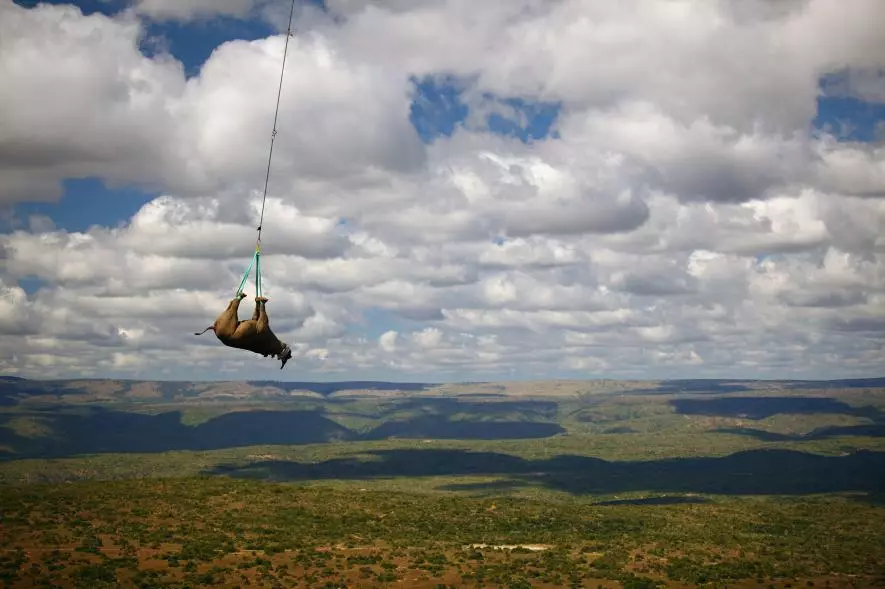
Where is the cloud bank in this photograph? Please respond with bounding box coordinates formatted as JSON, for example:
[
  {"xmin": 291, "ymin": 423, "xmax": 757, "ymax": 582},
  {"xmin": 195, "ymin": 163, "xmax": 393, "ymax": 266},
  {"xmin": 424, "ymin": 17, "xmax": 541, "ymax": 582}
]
[{"xmin": 0, "ymin": 0, "xmax": 883, "ymax": 381}]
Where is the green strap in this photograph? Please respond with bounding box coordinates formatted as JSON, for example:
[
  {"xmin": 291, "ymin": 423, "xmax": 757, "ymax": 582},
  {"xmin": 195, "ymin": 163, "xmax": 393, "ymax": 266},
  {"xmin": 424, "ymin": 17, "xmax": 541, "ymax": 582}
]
[
  {"xmin": 236, "ymin": 248, "xmax": 265, "ymax": 299},
  {"xmin": 236, "ymin": 250, "xmax": 259, "ymax": 296}
]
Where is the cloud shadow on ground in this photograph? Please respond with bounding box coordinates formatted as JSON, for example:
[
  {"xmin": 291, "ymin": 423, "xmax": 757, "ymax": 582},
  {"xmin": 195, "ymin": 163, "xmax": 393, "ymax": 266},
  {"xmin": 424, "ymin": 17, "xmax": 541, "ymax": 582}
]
[
  {"xmin": 205, "ymin": 447, "xmax": 885, "ymax": 497},
  {"xmin": 0, "ymin": 406, "xmax": 564, "ymax": 460},
  {"xmin": 669, "ymin": 396, "xmax": 883, "ymax": 421},
  {"xmin": 716, "ymin": 424, "xmax": 885, "ymax": 441}
]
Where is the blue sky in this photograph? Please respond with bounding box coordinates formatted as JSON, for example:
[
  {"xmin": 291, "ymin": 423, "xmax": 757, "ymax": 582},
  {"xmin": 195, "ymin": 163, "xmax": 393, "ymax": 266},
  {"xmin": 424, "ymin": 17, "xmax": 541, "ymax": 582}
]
[
  {"xmin": 3, "ymin": 0, "xmax": 566, "ymax": 321},
  {"xmin": 4, "ymin": 0, "xmax": 877, "ymax": 239},
  {"xmin": 2, "ymin": 0, "xmax": 571, "ymax": 372},
  {"xmin": 812, "ymin": 96, "xmax": 885, "ymax": 142},
  {"xmin": 5, "ymin": 1, "xmax": 562, "ymax": 236},
  {"xmin": 7, "ymin": 66, "xmax": 876, "ymax": 240},
  {"xmin": 3, "ymin": 0, "xmax": 884, "ymax": 382}
]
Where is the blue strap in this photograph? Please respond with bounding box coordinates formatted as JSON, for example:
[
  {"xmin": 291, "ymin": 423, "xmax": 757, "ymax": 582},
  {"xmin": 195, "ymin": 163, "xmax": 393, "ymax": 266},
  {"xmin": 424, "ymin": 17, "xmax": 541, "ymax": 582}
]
[{"xmin": 236, "ymin": 250, "xmax": 259, "ymax": 295}]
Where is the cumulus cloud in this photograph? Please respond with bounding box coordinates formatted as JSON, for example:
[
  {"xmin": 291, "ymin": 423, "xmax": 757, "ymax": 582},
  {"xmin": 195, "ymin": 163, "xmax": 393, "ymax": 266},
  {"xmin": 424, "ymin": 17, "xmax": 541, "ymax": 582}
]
[
  {"xmin": 814, "ymin": 140, "xmax": 885, "ymax": 198},
  {"xmin": 132, "ymin": 0, "xmax": 262, "ymax": 22},
  {"xmin": 1, "ymin": 0, "xmax": 884, "ymax": 380},
  {"xmin": 0, "ymin": 0, "xmax": 186, "ymax": 203},
  {"xmin": 178, "ymin": 31, "xmax": 427, "ymax": 196},
  {"xmin": 0, "ymin": 279, "xmax": 39, "ymax": 336},
  {"xmin": 0, "ymin": 0, "xmax": 425, "ymax": 204},
  {"xmin": 821, "ymin": 68, "xmax": 885, "ymax": 104}
]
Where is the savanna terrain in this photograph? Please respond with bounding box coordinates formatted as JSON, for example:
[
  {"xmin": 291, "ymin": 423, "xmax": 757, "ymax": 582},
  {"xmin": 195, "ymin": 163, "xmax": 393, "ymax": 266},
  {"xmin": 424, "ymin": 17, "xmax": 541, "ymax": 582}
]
[{"xmin": 1, "ymin": 376, "xmax": 884, "ymax": 588}]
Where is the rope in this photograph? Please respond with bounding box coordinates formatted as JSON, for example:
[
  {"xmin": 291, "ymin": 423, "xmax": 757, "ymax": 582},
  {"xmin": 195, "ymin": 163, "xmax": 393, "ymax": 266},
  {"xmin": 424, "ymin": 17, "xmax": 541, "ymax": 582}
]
[
  {"xmin": 255, "ymin": 248, "xmax": 263, "ymax": 299},
  {"xmin": 255, "ymin": 0, "xmax": 298, "ymax": 251},
  {"xmin": 237, "ymin": 0, "xmax": 297, "ymax": 297}
]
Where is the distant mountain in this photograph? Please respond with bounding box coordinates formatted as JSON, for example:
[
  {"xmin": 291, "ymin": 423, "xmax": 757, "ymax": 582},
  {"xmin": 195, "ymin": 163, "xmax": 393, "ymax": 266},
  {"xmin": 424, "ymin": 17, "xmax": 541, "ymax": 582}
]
[
  {"xmin": 1, "ymin": 375, "xmax": 883, "ymax": 462},
  {"xmin": 0, "ymin": 378, "xmax": 437, "ymax": 405},
  {"xmin": 1, "ymin": 375, "xmax": 884, "ymax": 407}
]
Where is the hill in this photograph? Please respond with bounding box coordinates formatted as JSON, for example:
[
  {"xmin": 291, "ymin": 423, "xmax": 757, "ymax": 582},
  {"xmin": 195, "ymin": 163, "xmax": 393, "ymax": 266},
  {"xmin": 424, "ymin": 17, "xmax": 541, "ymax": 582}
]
[
  {"xmin": 1, "ymin": 374, "xmax": 884, "ymax": 463},
  {"xmin": 4, "ymin": 375, "xmax": 885, "ymax": 406},
  {"xmin": 2, "ymin": 375, "xmax": 885, "ymax": 587}
]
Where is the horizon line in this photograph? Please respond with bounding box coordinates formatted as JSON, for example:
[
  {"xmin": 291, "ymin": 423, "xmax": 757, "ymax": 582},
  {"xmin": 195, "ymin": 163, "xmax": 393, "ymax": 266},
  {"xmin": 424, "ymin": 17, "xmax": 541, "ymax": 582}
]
[{"xmin": 3, "ymin": 375, "xmax": 884, "ymax": 385}]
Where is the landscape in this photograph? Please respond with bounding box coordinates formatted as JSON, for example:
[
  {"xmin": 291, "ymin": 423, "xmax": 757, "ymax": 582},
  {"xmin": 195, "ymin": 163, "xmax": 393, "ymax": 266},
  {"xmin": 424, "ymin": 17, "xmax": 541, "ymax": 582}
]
[
  {"xmin": 2, "ymin": 376, "xmax": 884, "ymax": 588},
  {"xmin": 3, "ymin": 0, "xmax": 885, "ymax": 588}
]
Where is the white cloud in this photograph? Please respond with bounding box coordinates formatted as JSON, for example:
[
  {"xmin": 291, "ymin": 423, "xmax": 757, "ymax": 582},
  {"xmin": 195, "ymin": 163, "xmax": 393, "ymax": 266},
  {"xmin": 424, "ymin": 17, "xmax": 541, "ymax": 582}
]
[
  {"xmin": 133, "ymin": 0, "xmax": 260, "ymax": 22},
  {"xmin": 325, "ymin": 0, "xmax": 884, "ymax": 133},
  {"xmin": 821, "ymin": 68, "xmax": 885, "ymax": 104},
  {"xmin": 378, "ymin": 330, "xmax": 398, "ymax": 353},
  {"xmin": 412, "ymin": 327, "xmax": 442, "ymax": 349},
  {"xmin": 0, "ymin": 279, "xmax": 39, "ymax": 336},
  {"xmin": 177, "ymin": 32, "xmax": 427, "ymax": 197},
  {"xmin": 814, "ymin": 140, "xmax": 885, "ymax": 198},
  {"xmin": 0, "ymin": 0, "xmax": 425, "ymax": 205},
  {"xmin": 0, "ymin": 0, "xmax": 187, "ymax": 203},
  {"xmin": 1, "ymin": 0, "xmax": 884, "ymax": 380}
]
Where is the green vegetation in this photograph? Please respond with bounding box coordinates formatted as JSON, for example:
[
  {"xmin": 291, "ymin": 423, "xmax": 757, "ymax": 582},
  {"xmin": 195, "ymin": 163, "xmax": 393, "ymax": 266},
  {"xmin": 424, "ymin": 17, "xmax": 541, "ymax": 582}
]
[
  {"xmin": 1, "ymin": 376, "xmax": 884, "ymax": 586},
  {"xmin": 3, "ymin": 378, "xmax": 885, "ymax": 461},
  {"xmin": 0, "ymin": 478, "xmax": 883, "ymax": 588}
]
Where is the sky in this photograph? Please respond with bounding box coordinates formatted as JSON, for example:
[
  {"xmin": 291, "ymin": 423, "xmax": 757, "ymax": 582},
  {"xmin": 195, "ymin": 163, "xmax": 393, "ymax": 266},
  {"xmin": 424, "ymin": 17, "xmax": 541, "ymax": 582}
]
[{"xmin": 1, "ymin": 0, "xmax": 884, "ymax": 383}]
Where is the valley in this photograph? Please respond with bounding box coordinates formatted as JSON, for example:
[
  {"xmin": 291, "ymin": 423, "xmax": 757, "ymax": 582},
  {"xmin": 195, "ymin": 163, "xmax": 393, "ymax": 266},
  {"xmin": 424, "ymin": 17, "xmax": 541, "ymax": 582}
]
[{"xmin": 1, "ymin": 376, "xmax": 884, "ymax": 587}]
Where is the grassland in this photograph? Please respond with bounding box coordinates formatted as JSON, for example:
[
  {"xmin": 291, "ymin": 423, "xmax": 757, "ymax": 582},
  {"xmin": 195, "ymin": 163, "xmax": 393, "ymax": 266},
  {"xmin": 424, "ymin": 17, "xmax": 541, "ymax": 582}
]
[
  {"xmin": 0, "ymin": 376, "xmax": 884, "ymax": 587},
  {"xmin": 1, "ymin": 478, "xmax": 883, "ymax": 588}
]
